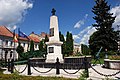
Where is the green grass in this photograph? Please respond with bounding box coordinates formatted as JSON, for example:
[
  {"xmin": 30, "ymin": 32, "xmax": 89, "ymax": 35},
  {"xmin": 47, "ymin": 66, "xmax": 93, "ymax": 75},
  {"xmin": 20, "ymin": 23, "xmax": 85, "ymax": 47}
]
[
  {"xmin": 91, "ymin": 58, "xmax": 104, "ymax": 64},
  {"xmin": 0, "ymin": 69, "xmax": 77, "ymax": 80}
]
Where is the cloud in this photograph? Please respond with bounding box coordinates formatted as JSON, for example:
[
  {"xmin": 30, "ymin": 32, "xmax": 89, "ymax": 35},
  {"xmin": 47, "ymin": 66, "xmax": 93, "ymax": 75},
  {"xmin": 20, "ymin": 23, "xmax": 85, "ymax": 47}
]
[
  {"xmin": 74, "ymin": 14, "xmax": 88, "ymax": 28},
  {"xmin": 80, "ymin": 27, "xmax": 96, "ymax": 45},
  {"xmin": 73, "ymin": 5, "xmax": 120, "ymax": 45},
  {"xmin": 0, "ymin": 0, "xmax": 33, "ymax": 30},
  {"xmin": 110, "ymin": 5, "xmax": 120, "ymax": 30},
  {"xmin": 73, "ymin": 26, "xmax": 96, "ymax": 45},
  {"xmin": 73, "ymin": 35, "xmax": 80, "ymax": 40}
]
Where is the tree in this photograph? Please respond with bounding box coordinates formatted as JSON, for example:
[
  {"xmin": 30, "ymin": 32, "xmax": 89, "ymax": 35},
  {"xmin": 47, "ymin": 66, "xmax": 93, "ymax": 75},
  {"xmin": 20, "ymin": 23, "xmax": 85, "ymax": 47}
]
[
  {"xmin": 59, "ymin": 31, "xmax": 66, "ymax": 57},
  {"xmin": 81, "ymin": 44, "xmax": 90, "ymax": 55},
  {"xmin": 30, "ymin": 40, "xmax": 34, "ymax": 55},
  {"xmin": 65, "ymin": 31, "xmax": 74, "ymax": 56},
  {"xmin": 44, "ymin": 35, "xmax": 49, "ymax": 57},
  {"xmin": 16, "ymin": 43, "xmax": 24, "ymax": 59},
  {"xmin": 44, "ymin": 35, "xmax": 49, "ymax": 42},
  {"xmin": 39, "ymin": 40, "xmax": 44, "ymax": 51},
  {"xmin": 89, "ymin": 0, "xmax": 118, "ymax": 55}
]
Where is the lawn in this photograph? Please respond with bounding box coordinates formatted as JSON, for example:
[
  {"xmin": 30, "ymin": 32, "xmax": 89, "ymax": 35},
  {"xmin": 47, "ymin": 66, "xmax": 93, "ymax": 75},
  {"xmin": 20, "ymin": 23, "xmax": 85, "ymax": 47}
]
[
  {"xmin": 0, "ymin": 69, "xmax": 77, "ymax": 80},
  {"xmin": 91, "ymin": 58, "xmax": 104, "ymax": 64}
]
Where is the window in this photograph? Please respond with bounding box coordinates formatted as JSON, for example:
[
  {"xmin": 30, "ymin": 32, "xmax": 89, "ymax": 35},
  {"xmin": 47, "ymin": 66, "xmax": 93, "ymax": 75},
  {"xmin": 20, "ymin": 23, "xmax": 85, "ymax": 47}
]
[
  {"xmin": 23, "ymin": 43, "xmax": 25, "ymax": 47},
  {"xmin": 49, "ymin": 47, "xmax": 54, "ymax": 53},
  {"xmin": 5, "ymin": 40, "xmax": 8, "ymax": 46},
  {"xmin": 10, "ymin": 41, "xmax": 13, "ymax": 47},
  {"xmin": 35, "ymin": 44, "xmax": 37, "ymax": 48},
  {"xmin": 50, "ymin": 28, "xmax": 54, "ymax": 37},
  {"xmin": 0, "ymin": 39, "xmax": 2, "ymax": 46}
]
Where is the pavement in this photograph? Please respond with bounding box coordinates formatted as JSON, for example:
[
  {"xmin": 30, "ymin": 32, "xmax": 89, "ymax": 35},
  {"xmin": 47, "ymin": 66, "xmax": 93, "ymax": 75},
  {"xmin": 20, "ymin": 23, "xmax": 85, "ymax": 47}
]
[{"xmin": 3, "ymin": 64, "xmax": 120, "ymax": 80}]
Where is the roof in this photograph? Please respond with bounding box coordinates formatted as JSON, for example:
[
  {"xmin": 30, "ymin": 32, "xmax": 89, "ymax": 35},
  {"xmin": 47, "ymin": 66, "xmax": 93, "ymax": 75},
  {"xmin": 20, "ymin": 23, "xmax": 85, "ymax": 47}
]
[
  {"xmin": 40, "ymin": 32, "xmax": 50, "ymax": 38},
  {"xmin": 28, "ymin": 36, "xmax": 40, "ymax": 43},
  {"xmin": 0, "ymin": 26, "xmax": 40, "ymax": 43},
  {"xmin": 0, "ymin": 26, "xmax": 13, "ymax": 37}
]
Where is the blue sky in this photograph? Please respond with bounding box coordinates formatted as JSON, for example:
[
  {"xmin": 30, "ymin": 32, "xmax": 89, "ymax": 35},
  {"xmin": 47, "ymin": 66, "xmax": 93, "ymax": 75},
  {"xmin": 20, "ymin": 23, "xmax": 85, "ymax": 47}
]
[{"xmin": 0, "ymin": 0, "xmax": 120, "ymax": 45}]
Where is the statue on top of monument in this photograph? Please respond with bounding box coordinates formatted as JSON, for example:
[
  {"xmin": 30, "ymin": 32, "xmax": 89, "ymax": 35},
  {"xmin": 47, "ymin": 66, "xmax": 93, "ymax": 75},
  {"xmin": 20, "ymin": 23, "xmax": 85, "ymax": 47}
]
[{"xmin": 51, "ymin": 8, "xmax": 56, "ymax": 15}]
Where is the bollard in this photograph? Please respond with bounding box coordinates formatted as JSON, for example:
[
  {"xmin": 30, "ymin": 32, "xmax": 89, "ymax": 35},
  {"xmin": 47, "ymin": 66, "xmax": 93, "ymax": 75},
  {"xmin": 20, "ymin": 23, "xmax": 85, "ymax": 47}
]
[
  {"xmin": 8, "ymin": 59, "xmax": 11, "ymax": 71},
  {"xmin": 11, "ymin": 59, "xmax": 14, "ymax": 73},
  {"xmin": 84, "ymin": 56, "xmax": 89, "ymax": 78},
  {"xmin": 28, "ymin": 59, "xmax": 31, "ymax": 75},
  {"xmin": 56, "ymin": 57, "xmax": 60, "ymax": 75}
]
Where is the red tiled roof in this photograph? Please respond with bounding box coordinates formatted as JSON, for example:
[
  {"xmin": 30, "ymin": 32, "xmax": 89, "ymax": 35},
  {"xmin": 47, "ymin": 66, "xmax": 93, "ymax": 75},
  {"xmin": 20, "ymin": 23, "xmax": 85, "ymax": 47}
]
[
  {"xmin": 28, "ymin": 36, "xmax": 40, "ymax": 43},
  {"xmin": 0, "ymin": 26, "xmax": 40, "ymax": 43},
  {"xmin": 40, "ymin": 32, "xmax": 50, "ymax": 38},
  {"xmin": 0, "ymin": 26, "xmax": 13, "ymax": 37},
  {"xmin": 0, "ymin": 26, "xmax": 28, "ymax": 41}
]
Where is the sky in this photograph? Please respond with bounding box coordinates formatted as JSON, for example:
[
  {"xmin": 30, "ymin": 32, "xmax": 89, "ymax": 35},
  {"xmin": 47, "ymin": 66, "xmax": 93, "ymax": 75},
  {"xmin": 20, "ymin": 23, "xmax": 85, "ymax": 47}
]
[{"xmin": 0, "ymin": 0, "xmax": 120, "ymax": 45}]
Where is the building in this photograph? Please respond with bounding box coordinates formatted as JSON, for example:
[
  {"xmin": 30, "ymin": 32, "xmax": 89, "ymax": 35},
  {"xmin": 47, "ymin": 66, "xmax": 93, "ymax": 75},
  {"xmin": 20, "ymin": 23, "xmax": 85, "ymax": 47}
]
[
  {"xmin": 0, "ymin": 26, "xmax": 40, "ymax": 60},
  {"xmin": 73, "ymin": 42, "xmax": 81, "ymax": 54},
  {"xmin": 0, "ymin": 26, "xmax": 82, "ymax": 61}
]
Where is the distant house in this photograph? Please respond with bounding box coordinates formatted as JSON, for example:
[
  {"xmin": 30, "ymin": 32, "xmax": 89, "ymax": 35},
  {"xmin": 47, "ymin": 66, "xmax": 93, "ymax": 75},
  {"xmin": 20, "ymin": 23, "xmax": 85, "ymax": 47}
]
[
  {"xmin": 73, "ymin": 42, "xmax": 81, "ymax": 54},
  {"xmin": 0, "ymin": 26, "xmax": 40, "ymax": 60}
]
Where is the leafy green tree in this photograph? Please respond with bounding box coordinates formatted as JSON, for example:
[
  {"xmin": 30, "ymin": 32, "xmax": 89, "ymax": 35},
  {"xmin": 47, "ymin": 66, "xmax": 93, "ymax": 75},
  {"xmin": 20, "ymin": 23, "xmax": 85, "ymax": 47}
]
[
  {"xmin": 89, "ymin": 0, "xmax": 118, "ymax": 55},
  {"xmin": 44, "ymin": 35, "xmax": 49, "ymax": 42},
  {"xmin": 16, "ymin": 43, "xmax": 24, "ymax": 59},
  {"xmin": 81, "ymin": 44, "xmax": 90, "ymax": 55},
  {"xmin": 39, "ymin": 40, "xmax": 44, "ymax": 51}
]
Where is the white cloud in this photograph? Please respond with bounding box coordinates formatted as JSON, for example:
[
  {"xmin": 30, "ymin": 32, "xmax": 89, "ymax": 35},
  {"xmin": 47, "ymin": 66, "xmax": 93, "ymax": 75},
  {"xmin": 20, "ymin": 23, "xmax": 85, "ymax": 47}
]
[
  {"xmin": 0, "ymin": 0, "xmax": 33, "ymax": 30},
  {"xmin": 73, "ymin": 35, "xmax": 80, "ymax": 40},
  {"xmin": 80, "ymin": 27, "xmax": 96, "ymax": 45},
  {"xmin": 74, "ymin": 14, "xmax": 88, "ymax": 28},
  {"xmin": 110, "ymin": 5, "xmax": 120, "ymax": 30},
  {"xmin": 73, "ymin": 26, "xmax": 96, "ymax": 45}
]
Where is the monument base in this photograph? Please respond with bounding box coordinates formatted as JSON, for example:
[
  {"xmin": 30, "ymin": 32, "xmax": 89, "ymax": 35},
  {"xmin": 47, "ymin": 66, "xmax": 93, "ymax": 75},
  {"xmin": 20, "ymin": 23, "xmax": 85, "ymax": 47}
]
[{"xmin": 46, "ymin": 53, "xmax": 64, "ymax": 63}]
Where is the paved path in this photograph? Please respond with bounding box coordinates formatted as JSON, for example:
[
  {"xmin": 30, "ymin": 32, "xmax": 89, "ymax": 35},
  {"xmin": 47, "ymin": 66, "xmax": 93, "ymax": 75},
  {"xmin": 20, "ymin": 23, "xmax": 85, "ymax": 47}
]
[{"xmin": 3, "ymin": 64, "xmax": 120, "ymax": 80}]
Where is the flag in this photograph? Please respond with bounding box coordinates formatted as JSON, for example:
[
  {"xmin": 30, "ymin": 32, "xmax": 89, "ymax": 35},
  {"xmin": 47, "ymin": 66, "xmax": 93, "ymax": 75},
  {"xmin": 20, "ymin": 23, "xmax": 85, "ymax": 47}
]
[
  {"xmin": 18, "ymin": 28, "xmax": 29, "ymax": 39},
  {"xmin": 18, "ymin": 28, "xmax": 30, "ymax": 51},
  {"xmin": 13, "ymin": 30, "xmax": 18, "ymax": 42}
]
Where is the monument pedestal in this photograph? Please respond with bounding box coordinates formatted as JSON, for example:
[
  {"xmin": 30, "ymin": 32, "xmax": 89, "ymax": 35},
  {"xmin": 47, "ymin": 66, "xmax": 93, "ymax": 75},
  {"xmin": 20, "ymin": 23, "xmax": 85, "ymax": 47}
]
[{"xmin": 46, "ymin": 41, "xmax": 64, "ymax": 63}]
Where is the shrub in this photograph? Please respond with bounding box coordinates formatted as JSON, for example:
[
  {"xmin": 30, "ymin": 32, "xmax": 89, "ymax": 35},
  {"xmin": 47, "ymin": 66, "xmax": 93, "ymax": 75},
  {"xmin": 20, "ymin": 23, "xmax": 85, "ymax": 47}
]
[{"xmin": 109, "ymin": 55, "xmax": 120, "ymax": 60}]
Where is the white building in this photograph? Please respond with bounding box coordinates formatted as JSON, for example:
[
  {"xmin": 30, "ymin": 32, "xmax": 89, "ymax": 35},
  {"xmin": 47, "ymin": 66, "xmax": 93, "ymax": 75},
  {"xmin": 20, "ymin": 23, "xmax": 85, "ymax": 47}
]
[
  {"xmin": 0, "ymin": 26, "xmax": 40, "ymax": 60},
  {"xmin": 73, "ymin": 42, "xmax": 81, "ymax": 54}
]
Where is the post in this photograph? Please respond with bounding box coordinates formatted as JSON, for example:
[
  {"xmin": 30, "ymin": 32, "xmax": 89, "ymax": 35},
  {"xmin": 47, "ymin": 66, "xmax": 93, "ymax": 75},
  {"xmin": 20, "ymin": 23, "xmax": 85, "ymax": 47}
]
[
  {"xmin": 56, "ymin": 57, "xmax": 60, "ymax": 75},
  {"xmin": 11, "ymin": 59, "xmax": 14, "ymax": 73},
  {"xmin": 8, "ymin": 59, "xmax": 11, "ymax": 71},
  {"xmin": 28, "ymin": 59, "xmax": 31, "ymax": 75},
  {"xmin": 84, "ymin": 56, "xmax": 89, "ymax": 78}
]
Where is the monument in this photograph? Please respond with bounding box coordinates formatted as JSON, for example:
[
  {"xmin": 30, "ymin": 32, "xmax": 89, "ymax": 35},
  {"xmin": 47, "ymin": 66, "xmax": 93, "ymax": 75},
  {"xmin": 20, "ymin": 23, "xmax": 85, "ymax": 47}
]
[{"xmin": 46, "ymin": 8, "xmax": 63, "ymax": 63}]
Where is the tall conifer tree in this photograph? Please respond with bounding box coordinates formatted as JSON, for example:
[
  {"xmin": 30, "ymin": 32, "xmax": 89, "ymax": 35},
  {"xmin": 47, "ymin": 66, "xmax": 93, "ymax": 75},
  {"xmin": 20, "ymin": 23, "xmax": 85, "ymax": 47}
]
[
  {"xmin": 59, "ymin": 31, "xmax": 66, "ymax": 57},
  {"xmin": 89, "ymin": 0, "xmax": 118, "ymax": 54}
]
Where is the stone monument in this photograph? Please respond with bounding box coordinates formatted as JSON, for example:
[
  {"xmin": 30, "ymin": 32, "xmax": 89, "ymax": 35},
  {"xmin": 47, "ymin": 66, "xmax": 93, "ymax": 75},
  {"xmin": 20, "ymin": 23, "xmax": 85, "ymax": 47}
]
[{"xmin": 46, "ymin": 8, "xmax": 63, "ymax": 63}]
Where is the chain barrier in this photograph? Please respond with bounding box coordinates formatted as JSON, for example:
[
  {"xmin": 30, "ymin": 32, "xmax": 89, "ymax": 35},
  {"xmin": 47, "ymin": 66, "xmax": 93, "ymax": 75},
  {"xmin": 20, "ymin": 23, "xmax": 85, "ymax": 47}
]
[
  {"xmin": 14, "ymin": 65, "xmax": 28, "ymax": 73},
  {"xmin": 90, "ymin": 63, "xmax": 120, "ymax": 77},
  {"xmin": 62, "ymin": 64, "xmax": 83, "ymax": 74},
  {"xmin": 31, "ymin": 64, "xmax": 53, "ymax": 73}
]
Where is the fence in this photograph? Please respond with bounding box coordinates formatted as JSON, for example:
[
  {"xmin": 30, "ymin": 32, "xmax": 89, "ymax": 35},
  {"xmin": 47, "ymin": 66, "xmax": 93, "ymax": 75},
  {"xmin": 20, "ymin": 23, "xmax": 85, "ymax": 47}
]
[
  {"xmin": 7, "ymin": 56, "xmax": 120, "ymax": 79},
  {"xmin": 7, "ymin": 56, "xmax": 90, "ymax": 77}
]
